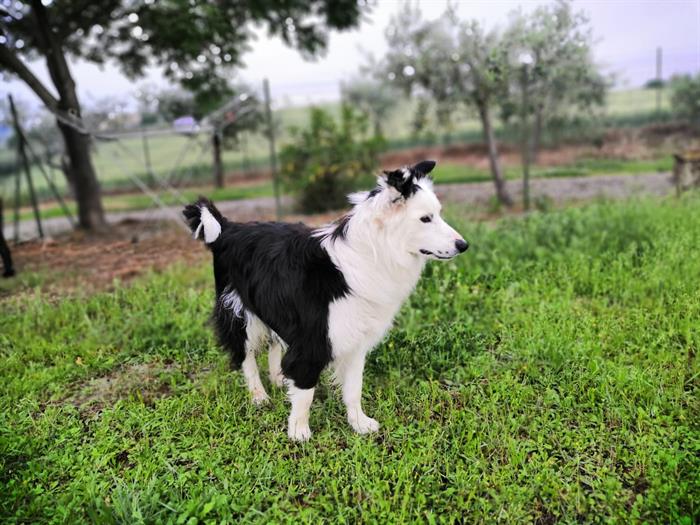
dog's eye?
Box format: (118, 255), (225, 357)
(420, 215), (432, 223)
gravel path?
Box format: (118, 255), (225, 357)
(434, 171), (674, 206)
(5, 172), (674, 241)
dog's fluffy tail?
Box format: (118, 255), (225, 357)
(183, 197), (225, 244)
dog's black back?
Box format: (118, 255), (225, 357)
(184, 199), (349, 389)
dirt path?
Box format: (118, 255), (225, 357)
(434, 171), (674, 207)
(4, 172), (674, 242)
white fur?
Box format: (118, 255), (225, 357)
(317, 176), (464, 433)
(229, 173), (465, 440)
(287, 384), (315, 441)
(199, 206), (221, 243)
(268, 334), (285, 387)
(241, 313), (270, 405)
(220, 288), (245, 318)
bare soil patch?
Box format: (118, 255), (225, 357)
(57, 362), (207, 416)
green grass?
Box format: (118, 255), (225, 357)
(14, 182), (274, 223)
(1, 195), (699, 522)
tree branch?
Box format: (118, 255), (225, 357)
(0, 44), (59, 111)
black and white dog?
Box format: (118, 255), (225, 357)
(184, 160), (468, 441)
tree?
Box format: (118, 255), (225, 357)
(341, 78), (401, 137)
(0, 0), (366, 231)
(502, 0), (607, 162)
(669, 73), (700, 130)
(381, 6), (514, 206)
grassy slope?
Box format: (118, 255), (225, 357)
(1, 196), (699, 523)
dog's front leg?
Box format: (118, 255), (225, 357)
(336, 352), (379, 434)
(287, 384), (315, 441)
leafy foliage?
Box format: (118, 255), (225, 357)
(0, 0), (365, 97)
(279, 105), (384, 213)
(669, 73), (700, 130)
(501, 0), (608, 147)
(1, 197), (699, 522)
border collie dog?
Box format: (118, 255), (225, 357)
(184, 160), (468, 441)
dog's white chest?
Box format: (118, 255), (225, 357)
(327, 294), (401, 358)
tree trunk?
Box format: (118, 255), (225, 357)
(32, 0), (106, 231)
(532, 105), (543, 163)
(57, 122), (106, 229)
(213, 132), (224, 188)
(477, 101), (513, 207)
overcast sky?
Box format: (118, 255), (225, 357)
(3, 0), (700, 111)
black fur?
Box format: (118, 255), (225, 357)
(329, 214), (351, 241)
(184, 200), (350, 389)
(382, 160), (436, 199)
(213, 295), (248, 369)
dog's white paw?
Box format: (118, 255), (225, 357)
(349, 413), (380, 434)
(251, 389), (270, 406)
(288, 420), (312, 442)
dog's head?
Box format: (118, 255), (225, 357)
(344, 160), (468, 261)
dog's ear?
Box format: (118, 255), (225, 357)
(412, 160), (436, 177)
(382, 168), (417, 199)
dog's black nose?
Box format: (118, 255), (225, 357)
(455, 239), (469, 253)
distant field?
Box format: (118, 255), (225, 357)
(12, 155), (673, 223)
(2, 196), (698, 522)
(0, 87), (672, 206)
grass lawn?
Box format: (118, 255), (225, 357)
(1, 195), (698, 523)
(14, 181), (274, 223)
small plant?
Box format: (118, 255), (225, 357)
(280, 105), (384, 213)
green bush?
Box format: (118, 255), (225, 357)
(279, 105), (384, 213)
(669, 73), (700, 129)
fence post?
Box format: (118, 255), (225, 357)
(263, 78), (281, 220)
(9, 95), (43, 239)
(12, 148), (21, 243)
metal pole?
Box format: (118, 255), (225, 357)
(23, 138), (76, 227)
(520, 66), (531, 211)
(9, 95), (43, 239)
(13, 148), (21, 243)
(141, 129), (154, 185)
(263, 78), (281, 220)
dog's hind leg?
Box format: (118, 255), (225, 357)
(213, 294), (247, 370)
(268, 333), (285, 388)
(241, 313), (270, 405)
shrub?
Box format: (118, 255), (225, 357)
(279, 105), (384, 213)
(669, 73), (700, 130)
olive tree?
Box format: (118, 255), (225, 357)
(381, 6), (514, 206)
(0, 0), (366, 230)
(503, 0), (607, 162)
